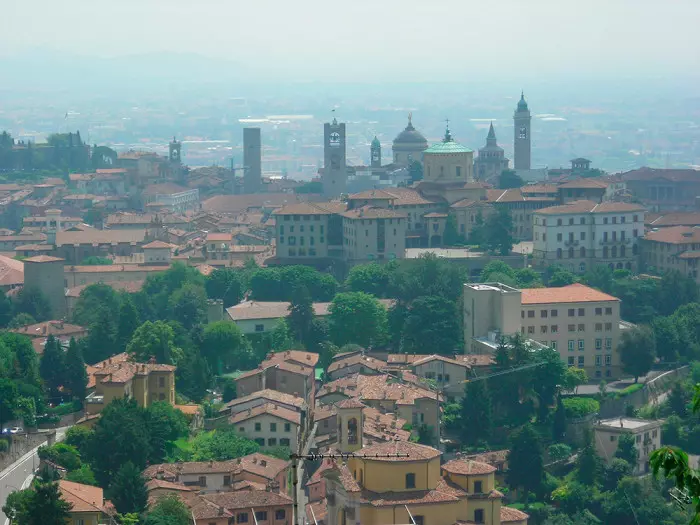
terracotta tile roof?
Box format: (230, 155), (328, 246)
(231, 453), (290, 480)
(231, 479), (267, 491)
(348, 189), (398, 200)
(203, 193), (307, 214)
(206, 232), (232, 242)
(265, 349), (320, 367)
(10, 320), (87, 338)
(201, 490), (292, 510)
(340, 205), (407, 220)
(535, 200), (645, 215)
(0, 254), (23, 287)
(142, 240), (174, 249)
(145, 479), (193, 492)
(442, 458), (496, 475)
(92, 358), (174, 385)
(318, 373), (437, 406)
(306, 500), (327, 523)
(453, 354), (496, 367)
(65, 280), (144, 298)
(58, 480), (106, 513)
(463, 449), (509, 467)
(142, 183), (190, 196)
(487, 188), (524, 203)
(380, 188), (439, 206)
(423, 212), (448, 218)
(557, 178), (609, 189)
(222, 389), (306, 411)
(411, 354), (470, 369)
(65, 264), (165, 274)
(386, 354), (430, 366)
(521, 283), (619, 304)
(449, 198), (479, 208)
(174, 404), (201, 416)
(228, 300), (393, 322)
(646, 212), (700, 227)
(308, 459), (335, 486)
(644, 225), (700, 244)
(23, 255), (64, 263)
(56, 228), (147, 246)
(359, 440), (441, 462)
(620, 167), (700, 182)
(521, 184), (558, 194)
(335, 398), (366, 409)
(362, 479), (466, 507)
(327, 354), (387, 375)
(273, 201), (345, 215)
(500, 506), (530, 523)
(229, 402), (301, 425)
(105, 212), (190, 226)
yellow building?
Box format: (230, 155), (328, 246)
(324, 440), (528, 525)
(59, 480), (114, 525)
(85, 353), (176, 414)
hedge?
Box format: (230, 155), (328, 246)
(562, 397), (600, 419)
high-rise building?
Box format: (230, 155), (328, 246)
(513, 92), (531, 170)
(243, 127), (262, 194)
(323, 118), (347, 198)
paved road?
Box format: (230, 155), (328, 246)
(0, 427), (69, 525)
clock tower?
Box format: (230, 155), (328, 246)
(513, 92), (531, 170)
(370, 136), (381, 168)
(323, 117), (347, 198)
(169, 136), (182, 165)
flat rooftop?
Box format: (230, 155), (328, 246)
(597, 417), (659, 430)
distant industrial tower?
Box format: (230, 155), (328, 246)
(513, 92), (531, 170)
(323, 118), (347, 198)
(370, 136), (381, 168)
(243, 128), (262, 194)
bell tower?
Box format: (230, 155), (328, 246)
(370, 136), (381, 168)
(323, 117), (347, 198)
(513, 92), (531, 170)
(169, 136), (182, 164)
(336, 398), (364, 453)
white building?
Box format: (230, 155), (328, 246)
(532, 200), (645, 273)
(594, 417), (662, 475)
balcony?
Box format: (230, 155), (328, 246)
(564, 240), (579, 247)
(599, 238), (631, 245)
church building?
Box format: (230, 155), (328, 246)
(474, 122), (509, 183)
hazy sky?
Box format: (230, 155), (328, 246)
(3, 0), (700, 81)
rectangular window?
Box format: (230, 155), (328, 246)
(568, 324), (576, 332)
(405, 473), (416, 489)
(275, 510), (286, 520)
(551, 309), (558, 317)
(528, 310), (535, 318)
(578, 324), (585, 332)
(541, 310), (548, 318)
(551, 325), (558, 333)
(595, 307), (602, 315)
(268, 438), (277, 446)
(605, 322), (612, 331)
(474, 509), (485, 524)
(605, 307), (613, 315)
(540, 325), (548, 334)
(255, 324), (264, 332)
(551, 341), (557, 350)
(255, 422), (261, 432)
(568, 308), (575, 317)
(198, 476), (207, 486)
(557, 233), (563, 241)
(255, 438), (265, 446)
(595, 338), (602, 350)
(578, 356), (585, 366)
(285, 423), (291, 432)
(568, 356), (575, 366)
(578, 339), (585, 351)
(224, 475), (231, 486)
(595, 323), (602, 332)
(580, 231), (586, 240)
(255, 511), (268, 521)
(578, 308), (585, 316)
(605, 354), (612, 365)
(595, 355), (602, 366)
(159, 377), (165, 387)
(605, 338), (612, 349)
(280, 438), (290, 447)
(568, 340), (575, 352)
(270, 423), (277, 432)
(474, 480), (483, 493)
(528, 326), (535, 334)
(237, 513), (249, 523)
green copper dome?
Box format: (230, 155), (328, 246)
(371, 136), (381, 147)
(424, 124), (472, 154)
(517, 91), (529, 111)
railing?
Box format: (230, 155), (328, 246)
(564, 240), (579, 247)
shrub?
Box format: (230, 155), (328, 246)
(38, 443), (81, 471)
(0, 439), (8, 452)
(562, 397), (600, 419)
(616, 383), (644, 398)
(548, 443), (573, 462)
(47, 400), (82, 416)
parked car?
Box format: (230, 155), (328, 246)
(9, 427), (23, 434)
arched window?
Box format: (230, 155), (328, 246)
(580, 247), (586, 258)
(620, 245), (626, 257)
(347, 417), (358, 445)
(557, 248), (563, 259)
(603, 246), (609, 258)
(579, 262), (586, 272)
(611, 246), (617, 258)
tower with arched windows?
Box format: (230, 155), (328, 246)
(336, 398), (365, 453)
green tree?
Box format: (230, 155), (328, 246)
(127, 320), (181, 365)
(345, 262), (392, 297)
(201, 321), (251, 374)
(143, 494), (191, 525)
(551, 481), (594, 516)
(2, 486), (33, 524)
(498, 169), (524, 189)
(482, 207), (514, 255)
(64, 337), (87, 400)
(479, 260), (516, 283)
(662, 414), (685, 447)
(0, 289), (14, 327)
(39, 335), (65, 398)
(2, 473), (72, 525)
(409, 160), (423, 183)
(189, 428), (259, 461)
(619, 325), (656, 382)
(71, 283), (121, 326)
(657, 270), (699, 316)
(651, 316), (684, 363)
(468, 211), (485, 246)
(88, 398), (151, 486)
(583, 265), (614, 292)
(38, 443), (81, 471)
(64, 426), (92, 456)
(205, 268), (245, 308)
(614, 432), (639, 467)
(575, 432), (601, 486)
(548, 269), (577, 287)
(515, 268), (544, 288)
(668, 381), (689, 418)
(117, 295), (141, 350)
(402, 295), (461, 355)
(13, 286), (51, 322)
(8, 313), (36, 329)
(109, 461), (148, 515)
(459, 379), (493, 445)
(287, 285), (315, 346)
(0, 378), (20, 426)
(507, 424), (544, 497)
(80, 256), (113, 265)
(168, 283), (207, 329)
(82, 306), (118, 364)
(552, 396), (567, 441)
(602, 457), (632, 491)
(175, 346), (210, 402)
(145, 402), (189, 464)
(65, 464), (97, 486)
(443, 213), (464, 246)
(328, 292), (388, 348)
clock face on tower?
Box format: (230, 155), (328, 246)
(372, 152), (379, 161)
(519, 127), (528, 139)
(329, 132), (341, 147)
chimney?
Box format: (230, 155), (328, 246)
(260, 460), (267, 467)
(209, 460), (213, 468)
(619, 417), (624, 428)
(253, 458), (257, 464)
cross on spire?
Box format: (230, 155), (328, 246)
(443, 118), (453, 143)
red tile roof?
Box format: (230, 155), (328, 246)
(557, 178), (609, 189)
(357, 440), (441, 462)
(535, 200), (645, 215)
(500, 506), (530, 523)
(58, 480), (107, 514)
(442, 458), (496, 475)
(229, 402), (301, 425)
(521, 283), (619, 304)
(620, 167), (700, 182)
(644, 225), (700, 244)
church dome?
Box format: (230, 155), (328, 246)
(371, 136), (381, 148)
(393, 114), (428, 146)
(517, 92), (529, 111)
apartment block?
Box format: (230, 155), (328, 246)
(532, 200), (645, 273)
(463, 282), (624, 379)
(594, 417), (662, 475)
(641, 226), (700, 283)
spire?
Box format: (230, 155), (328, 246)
(405, 112), (415, 131)
(371, 136), (380, 148)
(517, 91), (529, 111)
(487, 122), (496, 140)
(443, 118), (453, 143)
